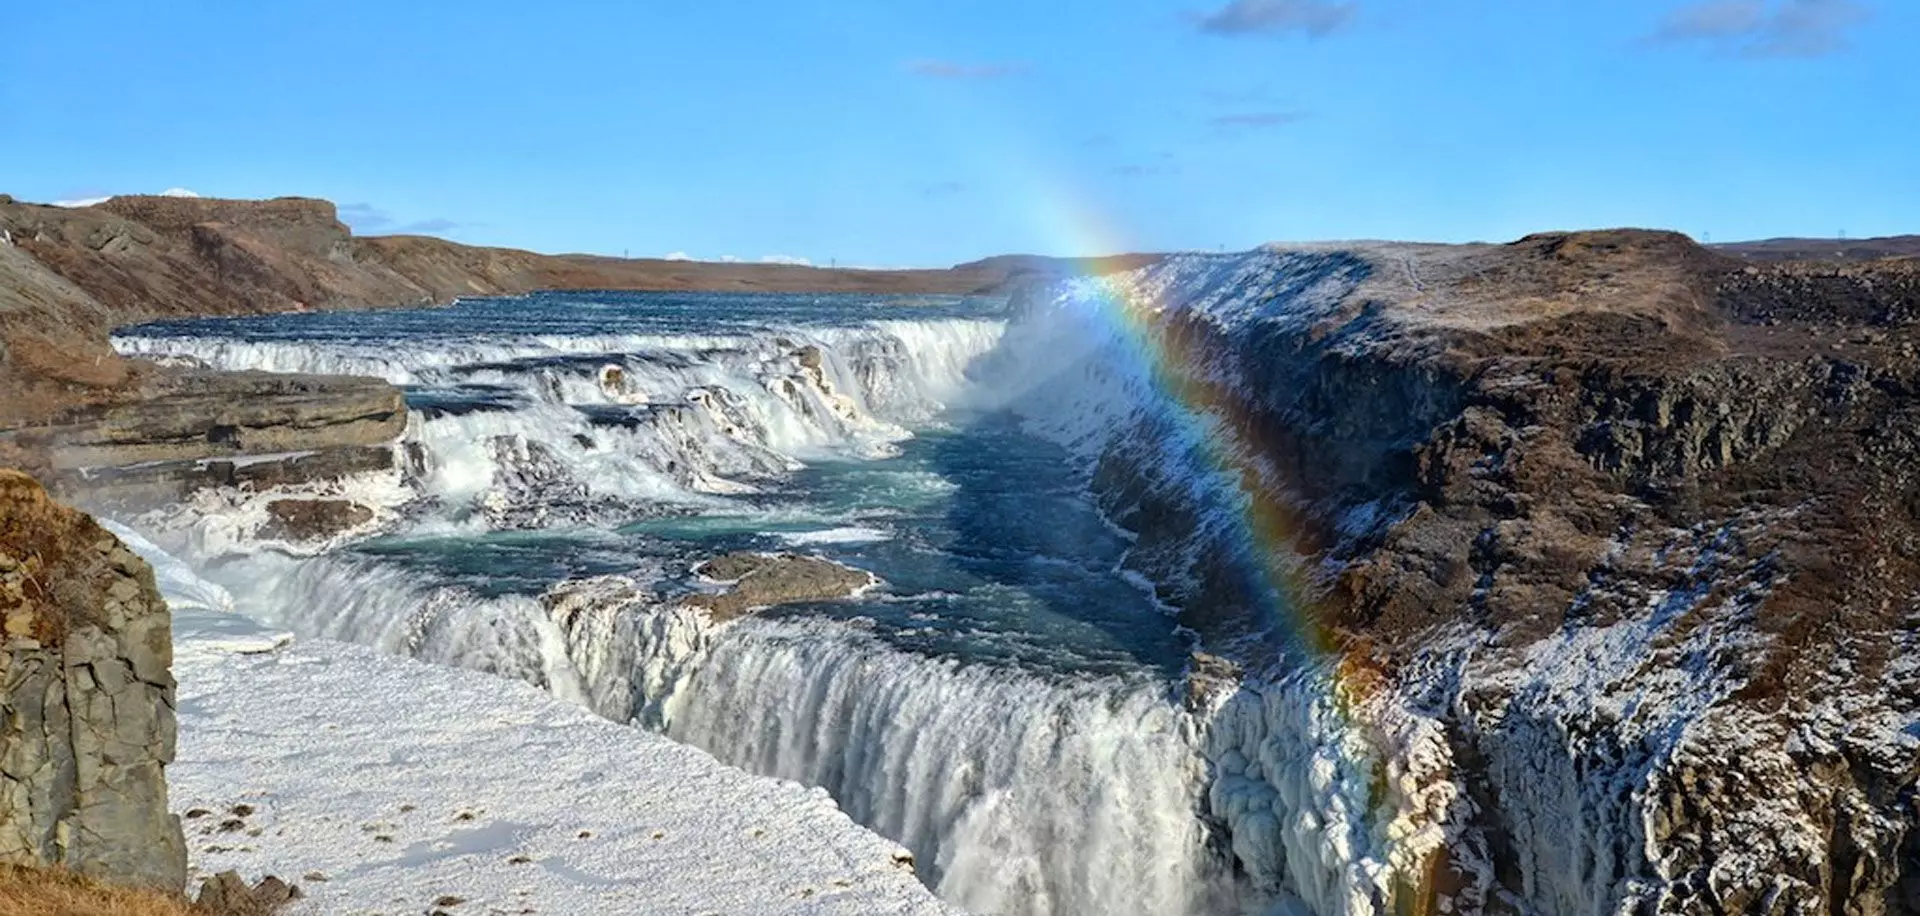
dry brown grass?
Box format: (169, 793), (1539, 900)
(0, 866), (195, 916)
(0, 469), (113, 642)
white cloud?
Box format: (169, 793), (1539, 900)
(49, 186), (203, 208)
(760, 254), (813, 266)
(662, 251), (693, 261)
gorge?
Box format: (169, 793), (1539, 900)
(2, 195), (1917, 915)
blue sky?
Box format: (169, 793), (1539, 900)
(4, 1), (1914, 265)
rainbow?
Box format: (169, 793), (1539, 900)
(1038, 200), (1448, 913)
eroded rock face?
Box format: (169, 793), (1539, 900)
(0, 470), (186, 889)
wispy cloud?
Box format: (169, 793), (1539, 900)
(392, 218), (460, 235)
(904, 59), (1027, 80)
(337, 202), (392, 230)
(337, 202), (459, 237)
(1649, 0), (1871, 57)
(1194, 0), (1357, 37)
(760, 254), (813, 266)
(1211, 111), (1306, 128)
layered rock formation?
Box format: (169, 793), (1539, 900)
(0, 470), (186, 889)
(9, 371), (407, 517)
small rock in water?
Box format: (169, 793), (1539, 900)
(684, 552), (877, 620)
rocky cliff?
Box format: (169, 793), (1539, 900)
(0, 470), (186, 889)
(1000, 232), (1920, 915)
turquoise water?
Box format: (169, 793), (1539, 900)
(121, 291), (1192, 680)
(354, 414), (1189, 678)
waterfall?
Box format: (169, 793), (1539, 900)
(114, 296), (1275, 916)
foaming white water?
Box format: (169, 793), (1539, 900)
(776, 526), (892, 546)
(116, 295), (1309, 915)
(119, 318), (1006, 526)
(99, 519), (236, 616)
(668, 624), (1242, 916)
(208, 552), (589, 707)
(175, 554), (1252, 916)
(542, 582), (1254, 916)
(98, 518), (294, 655)
(114, 331), (757, 383)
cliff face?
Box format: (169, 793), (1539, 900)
(0, 470), (186, 889)
(1001, 233), (1920, 915)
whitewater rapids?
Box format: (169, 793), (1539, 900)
(112, 291), (1267, 916)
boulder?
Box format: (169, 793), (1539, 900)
(261, 499), (374, 542)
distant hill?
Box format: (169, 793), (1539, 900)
(1714, 235), (1920, 263)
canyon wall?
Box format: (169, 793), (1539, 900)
(995, 234), (1920, 914)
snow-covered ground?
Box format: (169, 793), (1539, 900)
(113, 522), (955, 916)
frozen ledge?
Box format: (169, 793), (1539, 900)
(169, 634), (957, 915)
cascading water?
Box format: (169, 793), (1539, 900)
(100, 258), (1911, 916)
(111, 289), (1277, 916)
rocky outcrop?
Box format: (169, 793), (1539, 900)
(0, 470), (186, 889)
(685, 552), (879, 621)
(19, 372), (405, 471)
(194, 870), (302, 915)
(0, 371), (407, 516)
